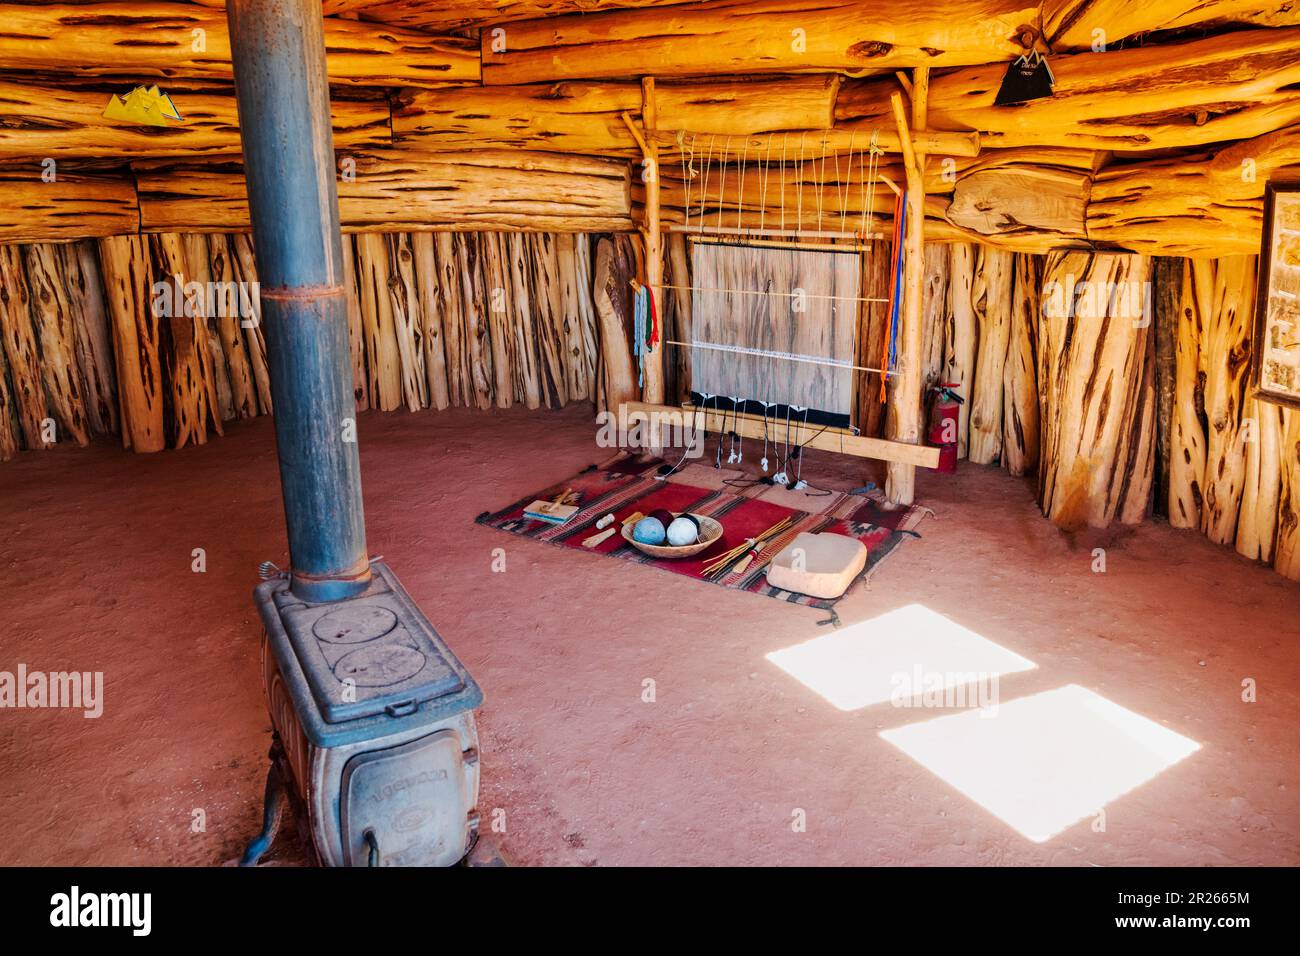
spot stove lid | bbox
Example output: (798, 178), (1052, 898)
(260, 561), (478, 726)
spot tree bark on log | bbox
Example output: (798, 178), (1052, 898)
(943, 243), (977, 457)
(0, 245), (48, 449)
(530, 233), (569, 408)
(1003, 252), (1040, 477)
(1037, 251), (1156, 530)
(149, 233), (214, 447)
(920, 243), (949, 395)
(97, 235), (164, 452)
(1198, 256), (1255, 546)
(505, 233), (543, 410)
(455, 233), (496, 410)
(23, 244), (90, 446)
(482, 232), (517, 408)
(180, 232), (234, 423)
(411, 233), (450, 411)
(967, 247), (1013, 465)
(1169, 259), (1208, 529)
(433, 233), (468, 408)
(593, 236), (638, 414)
(387, 232), (428, 412)
(339, 234), (370, 412)
(1150, 257), (1182, 519)
(203, 233), (257, 420)
(1275, 409), (1300, 581)
(230, 234), (272, 415)
(59, 242), (120, 435)
(1236, 396), (1283, 562)
(0, 345), (18, 460)
(355, 232), (403, 413)
(555, 233), (589, 403)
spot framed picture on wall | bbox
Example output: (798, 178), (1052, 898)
(1253, 180), (1300, 408)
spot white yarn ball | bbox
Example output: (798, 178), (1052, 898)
(666, 516), (698, 546)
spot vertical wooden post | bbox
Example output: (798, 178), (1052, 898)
(885, 78), (927, 505)
(640, 76), (665, 405)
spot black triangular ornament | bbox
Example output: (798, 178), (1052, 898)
(993, 51), (1055, 106)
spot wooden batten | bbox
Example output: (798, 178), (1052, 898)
(0, 2), (480, 87)
(481, 0), (1037, 83)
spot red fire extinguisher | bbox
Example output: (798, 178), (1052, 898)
(928, 383), (963, 473)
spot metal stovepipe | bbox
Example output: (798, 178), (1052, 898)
(226, 0), (370, 602)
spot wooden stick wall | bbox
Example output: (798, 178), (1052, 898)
(0, 230), (613, 461)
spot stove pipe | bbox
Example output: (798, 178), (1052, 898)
(227, 0), (370, 603)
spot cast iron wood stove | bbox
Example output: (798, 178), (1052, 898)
(243, 561), (483, 867)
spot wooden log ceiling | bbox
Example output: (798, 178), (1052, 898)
(0, 1), (1296, 253)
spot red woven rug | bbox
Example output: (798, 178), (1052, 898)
(475, 455), (929, 621)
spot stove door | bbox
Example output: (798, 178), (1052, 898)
(339, 730), (472, 867)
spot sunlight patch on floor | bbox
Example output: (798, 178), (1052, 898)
(880, 684), (1201, 843)
(765, 603), (1036, 711)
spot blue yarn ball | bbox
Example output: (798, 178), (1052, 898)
(666, 516), (699, 546)
(632, 516), (666, 545)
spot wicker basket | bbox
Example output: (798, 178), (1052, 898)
(621, 513), (724, 559)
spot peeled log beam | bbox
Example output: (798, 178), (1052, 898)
(945, 154), (1095, 248)
(97, 235), (164, 452)
(133, 151), (633, 234)
(904, 27), (1300, 152)
(0, 167), (137, 243)
(481, 0), (1038, 83)
(0, 3), (480, 87)
(0, 245), (48, 449)
(1041, 1), (1300, 51)
(357, 0), (702, 32)
(0, 80), (390, 160)
(393, 77), (842, 156)
(1037, 251), (1156, 530)
(1086, 124), (1300, 257)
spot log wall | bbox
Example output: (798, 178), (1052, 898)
(0, 230), (613, 458)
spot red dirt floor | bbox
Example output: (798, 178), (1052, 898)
(0, 403), (1297, 866)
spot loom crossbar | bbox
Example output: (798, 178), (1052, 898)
(624, 401), (941, 469)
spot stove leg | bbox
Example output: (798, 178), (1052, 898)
(240, 741), (289, 867)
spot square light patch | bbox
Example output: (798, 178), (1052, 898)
(880, 684), (1201, 843)
(765, 603), (1035, 711)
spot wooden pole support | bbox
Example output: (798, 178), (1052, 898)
(639, 77), (665, 405)
(885, 81), (928, 505)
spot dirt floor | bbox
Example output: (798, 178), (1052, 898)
(0, 403), (1297, 866)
